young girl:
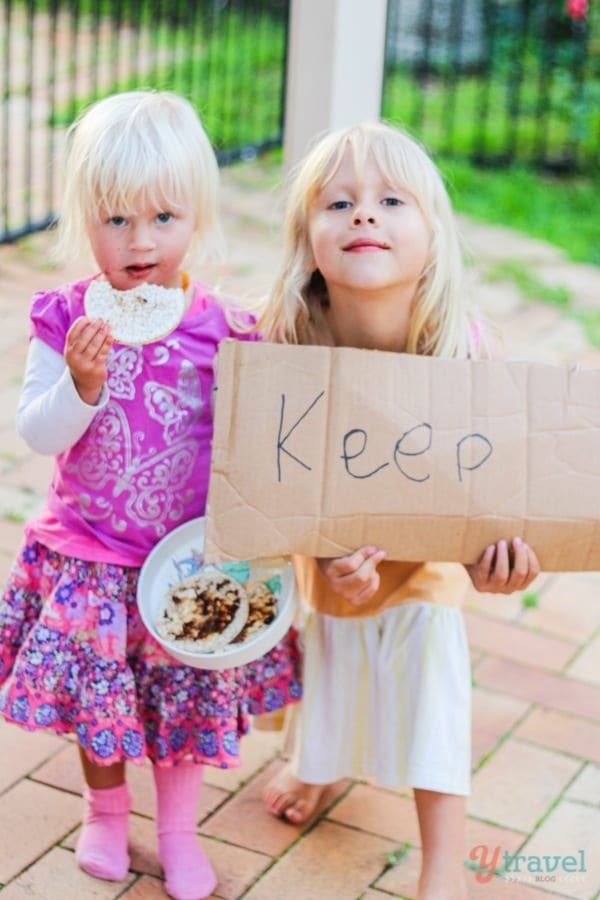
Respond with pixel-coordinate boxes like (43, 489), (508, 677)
(0, 90), (300, 900)
(259, 122), (540, 900)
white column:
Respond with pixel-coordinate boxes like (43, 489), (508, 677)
(283, 0), (388, 170)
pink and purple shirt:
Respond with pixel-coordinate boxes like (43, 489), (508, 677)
(25, 276), (258, 566)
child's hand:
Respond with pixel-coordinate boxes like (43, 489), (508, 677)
(466, 538), (540, 594)
(65, 316), (113, 406)
(316, 546), (387, 606)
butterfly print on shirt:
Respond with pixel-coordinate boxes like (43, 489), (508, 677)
(67, 357), (204, 536)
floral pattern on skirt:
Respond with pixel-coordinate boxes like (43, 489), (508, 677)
(0, 539), (301, 768)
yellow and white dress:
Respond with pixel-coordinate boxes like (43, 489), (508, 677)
(288, 558), (472, 795)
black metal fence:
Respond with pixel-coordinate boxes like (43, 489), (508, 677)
(0, 0), (289, 244)
(383, 0), (599, 173)
(2, 0), (599, 245)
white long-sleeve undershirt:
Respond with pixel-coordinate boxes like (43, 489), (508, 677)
(16, 337), (109, 456)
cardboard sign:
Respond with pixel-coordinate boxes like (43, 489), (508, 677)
(205, 340), (600, 571)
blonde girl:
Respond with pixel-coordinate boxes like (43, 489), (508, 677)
(261, 122), (539, 900)
(0, 91), (300, 900)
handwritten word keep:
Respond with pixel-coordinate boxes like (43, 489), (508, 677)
(277, 392), (493, 484)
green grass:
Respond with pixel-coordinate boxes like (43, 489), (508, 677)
(521, 591), (539, 609)
(386, 843), (412, 867)
(3, 510), (26, 523)
(485, 261), (571, 307)
(440, 159), (600, 266)
(481, 257), (600, 346)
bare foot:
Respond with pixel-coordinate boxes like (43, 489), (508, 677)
(417, 869), (468, 900)
(263, 765), (327, 824)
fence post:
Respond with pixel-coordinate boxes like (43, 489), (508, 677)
(283, 0), (388, 170)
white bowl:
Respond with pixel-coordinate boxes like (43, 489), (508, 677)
(137, 517), (297, 670)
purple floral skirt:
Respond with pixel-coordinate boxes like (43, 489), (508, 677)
(0, 539), (301, 768)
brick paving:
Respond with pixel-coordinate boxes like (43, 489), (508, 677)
(0, 160), (599, 899)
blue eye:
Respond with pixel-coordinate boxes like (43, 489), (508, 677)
(329, 200), (351, 210)
(108, 215), (127, 227)
(382, 197), (402, 206)
(157, 212), (173, 223)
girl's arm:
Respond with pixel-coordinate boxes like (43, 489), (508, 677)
(16, 337), (109, 455)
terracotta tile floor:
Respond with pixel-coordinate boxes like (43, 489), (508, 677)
(0, 162), (599, 898)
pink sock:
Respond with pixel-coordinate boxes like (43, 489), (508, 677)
(153, 762), (217, 900)
(75, 782), (131, 881)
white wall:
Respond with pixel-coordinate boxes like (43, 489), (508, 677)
(283, 0), (388, 170)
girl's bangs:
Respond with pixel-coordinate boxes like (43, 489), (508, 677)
(310, 127), (430, 209)
(88, 169), (187, 221)
(366, 134), (430, 203)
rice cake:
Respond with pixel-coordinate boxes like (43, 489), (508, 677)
(84, 279), (185, 345)
(155, 571), (249, 653)
(231, 583), (278, 644)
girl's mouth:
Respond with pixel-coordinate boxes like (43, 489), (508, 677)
(342, 239), (389, 252)
(126, 264), (156, 280)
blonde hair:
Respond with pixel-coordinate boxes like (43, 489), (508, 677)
(55, 90), (223, 264)
(260, 121), (475, 358)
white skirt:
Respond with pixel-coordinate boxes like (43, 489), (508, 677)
(289, 601), (472, 795)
